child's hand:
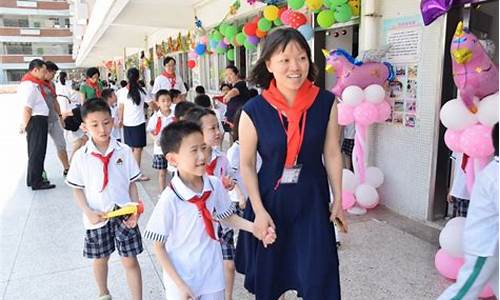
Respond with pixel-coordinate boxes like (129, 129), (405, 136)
(238, 197), (247, 210)
(262, 227), (276, 248)
(85, 210), (105, 225)
(178, 282), (196, 300)
(222, 175), (235, 190)
(447, 193), (454, 203)
(123, 213), (139, 228)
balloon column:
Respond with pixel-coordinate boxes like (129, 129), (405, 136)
(325, 48), (395, 214)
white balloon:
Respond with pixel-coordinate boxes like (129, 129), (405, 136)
(355, 184), (379, 209)
(342, 169), (359, 192)
(439, 217), (466, 257)
(364, 84), (386, 104)
(365, 166), (384, 188)
(477, 92), (499, 127)
(341, 86), (364, 107)
(440, 98), (477, 130)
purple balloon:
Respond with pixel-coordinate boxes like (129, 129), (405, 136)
(421, 0), (475, 26)
(247, 35), (260, 46)
(219, 40), (228, 49)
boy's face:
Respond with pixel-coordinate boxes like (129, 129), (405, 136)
(107, 93), (117, 106)
(166, 132), (208, 177)
(157, 94), (172, 113)
(82, 111), (113, 144)
(201, 114), (221, 147)
(44, 70), (56, 81)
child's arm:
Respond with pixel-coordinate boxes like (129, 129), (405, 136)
(124, 182), (140, 228)
(220, 214), (276, 247)
(152, 241), (195, 299)
(73, 188), (105, 225)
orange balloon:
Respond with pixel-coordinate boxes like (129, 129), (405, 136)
(256, 29), (267, 38)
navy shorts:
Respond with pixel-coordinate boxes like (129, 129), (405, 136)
(341, 138), (355, 156)
(83, 217), (143, 259)
(152, 154), (168, 170)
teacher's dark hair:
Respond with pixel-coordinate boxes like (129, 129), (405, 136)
(126, 67), (146, 106)
(249, 27), (317, 89)
(163, 56), (176, 66)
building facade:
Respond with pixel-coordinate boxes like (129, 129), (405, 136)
(0, 0), (75, 83)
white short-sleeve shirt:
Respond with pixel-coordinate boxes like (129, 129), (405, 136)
(208, 148), (233, 178)
(144, 173), (234, 297)
(450, 152), (470, 200)
(117, 88), (152, 127)
(18, 81), (48, 116)
(110, 105), (122, 141)
(152, 74), (187, 95)
(463, 158), (499, 257)
(65, 139), (142, 229)
(146, 109), (175, 155)
(55, 81), (75, 113)
(226, 141), (262, 201)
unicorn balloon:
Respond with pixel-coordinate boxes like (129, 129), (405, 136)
(324, 48), (395, 96)
(451, 21), (499, 113)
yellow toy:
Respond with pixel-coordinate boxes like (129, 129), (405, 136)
(105, 202), (144, 219)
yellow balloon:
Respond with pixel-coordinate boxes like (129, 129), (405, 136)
(306, 0), (324, 11)
(348, 0), (360, 17)
(263, 5), (279, 21)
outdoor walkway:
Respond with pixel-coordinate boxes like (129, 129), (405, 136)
(1, 93), (455, 300)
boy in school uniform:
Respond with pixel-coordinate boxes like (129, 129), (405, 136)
(437, 124), (499, 300)
(447, 152), (470, 217)
(146, 89), (175, 192)
(66, 99), (143, 300)
(144, 121), (276, 300)
(101, 88), (122, 142)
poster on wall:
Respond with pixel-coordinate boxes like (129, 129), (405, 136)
(383, 15), (423, 128)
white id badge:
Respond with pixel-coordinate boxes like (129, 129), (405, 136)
(281, 164), (302, 184)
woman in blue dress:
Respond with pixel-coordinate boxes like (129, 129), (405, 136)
(235, 27), (347, 300)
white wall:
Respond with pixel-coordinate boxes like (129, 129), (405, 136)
(364, 0), (447, 221)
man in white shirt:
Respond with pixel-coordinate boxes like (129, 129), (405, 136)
(19, 59), (55, 190)
(151, 56), (187, 97)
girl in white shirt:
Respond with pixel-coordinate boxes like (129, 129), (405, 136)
(118, 67), (152, 181)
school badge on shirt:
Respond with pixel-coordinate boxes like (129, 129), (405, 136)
(116, 158), (123, 165)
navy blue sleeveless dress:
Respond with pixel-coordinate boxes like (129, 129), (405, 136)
(235, 89), (341, 300)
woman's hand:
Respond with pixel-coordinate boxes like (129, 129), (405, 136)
(253, 209), (275, 241)
(330, 202), (348, 233)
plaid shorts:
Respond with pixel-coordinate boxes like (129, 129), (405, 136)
(83, 217), (143, 259)
(152, 154), (168, 170)
(218, 224), (235, 260)
(452, 196), (470, 217)
(341, 138), (355, 156)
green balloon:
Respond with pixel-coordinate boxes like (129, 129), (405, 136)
(216, 47), (226, 54)
(333, 4), (352, 23)
(212, 30), (223, 41)
(236, 32), (246, 45)
(244, 40), (256, 50)
(227, 49), (235, 61)
(257, 18), (272, 32)
(225, 25), (238, 40)
(317, 9), (335, 29)
(274, 18), (283, 26)
(288, 0), (304, 10)
(324, 0), (346, 8)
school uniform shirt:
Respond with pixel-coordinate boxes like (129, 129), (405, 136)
(146, 109), (175, 155)
(343, 123), (355, 139)
(144, 173), (235, 297)
(152, 73), (187, 95)
(65, 139), (141, 230)
(226, 141), (262, 201)
(450, 152), (470, 199)
(463, 157), (499, 257)
(110, 105), (122, 141)
(117, 88), (152, 127)
(18, 81), (48, 116)
(55, 81), (75, 113)
(208, 148), (233, 178)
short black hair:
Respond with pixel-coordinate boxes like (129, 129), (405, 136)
(220, 83), (232, 91)
(81, 98), (111, 120)
(169, 89), (181, 99)
(226, 65), (239, 75)
(120, 80), (127, 88)
(45, 61), (59, 72)
(163, 56), (176, 66)
(155, 89), (171, 101)
(194, 94), (211, 108)
(160, 121), (202, 155)
(174, 101), (196, 120)
(86, 67), (100, 78)
(101, 88), (115, 100)
(184, 107), (216, 127)
(195, 85), (205, 94)
(28, 59), (46, 71)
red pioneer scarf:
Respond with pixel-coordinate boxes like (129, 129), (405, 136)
(21, 72), (47, 99)
(161, 71), (176, 88)
(85, 79), (102, 98)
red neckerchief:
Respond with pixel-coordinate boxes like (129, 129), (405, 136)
(262, 79), (319, 168)
(206, 157), (218, 176)
(21, 72), (47, 99)
(161, 70), (176, 88)
(461, 153), (469, 172)
(42, 80), (56, 98)
(91, 150), (114, 192)
(85, 79), (101, 97)
(153, 115), (162, 136)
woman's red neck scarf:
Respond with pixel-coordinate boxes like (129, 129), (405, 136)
(262, 79), (319, 168)
(85, 79), (101, 97)
(161, 70), (176, 88)
(21, 72), (47, 99)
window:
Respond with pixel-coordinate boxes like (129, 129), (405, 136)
(3, 17), (29, 27)
(4, 42), (32, 55)
(7, 70), (27, 82)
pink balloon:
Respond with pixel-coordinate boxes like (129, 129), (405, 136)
(479, 285), (494, 298)
(281, 9), (292, 25)
(353, 102), (378, 126)
(435, 248), (464, 280)
(460, 124), (494, 158)
(342, 191), (356, 210)
(376, 100), (391, 123)
(188, 51), (198, 60)
(444, 129), (463, 152)
(200, 35), (209, 45)
(223, 37), (229, 44)
(337, 103), (355, 125)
